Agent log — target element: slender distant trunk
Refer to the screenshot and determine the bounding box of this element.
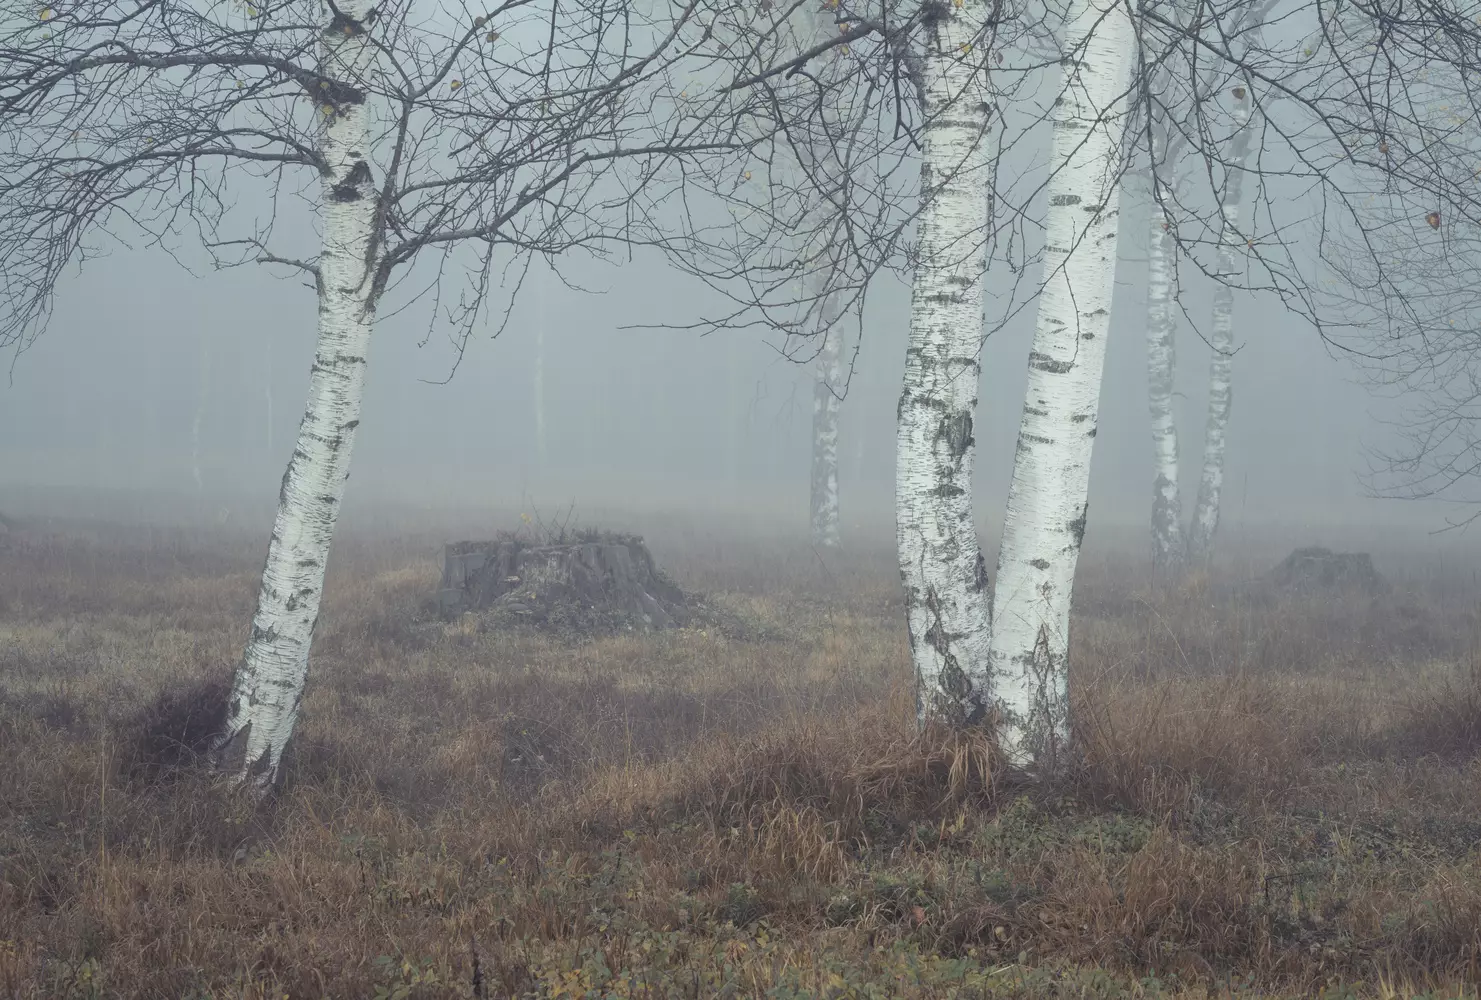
[534,273,548,477]
[896,3,993,729]
[215,0,380,788]
[988,0,1133,770]
[265,338,274,461]
[1187,86,1252,567]
[192,334,211,496]
[1145,153,1183,579]
[809,296,844,549]
[727,336,741,488]
[805,1,845,551]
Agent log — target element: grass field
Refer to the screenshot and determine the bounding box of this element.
[3,513,1481,998]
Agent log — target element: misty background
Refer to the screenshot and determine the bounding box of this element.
[0,189,1468,555]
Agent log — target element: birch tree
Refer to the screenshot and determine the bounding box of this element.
[0,0,843,789]
[987,0,1135,768]
[1185,82,1252,566]
[804,0,848,551]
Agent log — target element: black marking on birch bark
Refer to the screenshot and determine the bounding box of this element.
[297,558,320,568]
[936,411,973,460]
[1070,413,1090,423]
[923,586,985,727]
[944,274,974,288]
[331,160,373,202]
[1050,194,1081,206]
[1068,506,1087,547]
[973,551,988,592]
[1029,558,1049,570]
[1029,352,1072,373]
[325,8,371,37]
[1019,433,1053,448]
[932,483,966,498]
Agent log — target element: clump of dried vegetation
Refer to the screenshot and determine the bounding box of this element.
[3,517,1481,998]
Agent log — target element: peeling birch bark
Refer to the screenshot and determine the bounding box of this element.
[988,0,1133,769]
[896,1,993,729]
[215,0,380,788]
[1188,86,1252,567]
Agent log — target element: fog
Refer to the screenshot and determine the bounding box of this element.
[0,188,1465,551]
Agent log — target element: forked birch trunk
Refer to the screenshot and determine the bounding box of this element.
[215,0,380,788]
[1187,86,1252,567]
[1145,152,1184,578]
[987,0,1133,769]
[896,2,993,729]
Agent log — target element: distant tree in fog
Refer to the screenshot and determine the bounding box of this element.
[0,0,859,789]
[1138,0,1274,579]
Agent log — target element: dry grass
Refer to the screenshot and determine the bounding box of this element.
[3,517,1481,998]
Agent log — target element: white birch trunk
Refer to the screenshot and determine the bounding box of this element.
[215,0,380,788]
[809,298,844,549]
[987,0,1133,769]
[896,2,993,729]
[1145,158,1183,578]
[1187,87,1251,567]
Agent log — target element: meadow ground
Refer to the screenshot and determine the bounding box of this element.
[4,513,1481,998]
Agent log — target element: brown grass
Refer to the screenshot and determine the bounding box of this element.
[3,518,1481,997]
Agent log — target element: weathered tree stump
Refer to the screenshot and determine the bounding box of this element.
[436,531,695,634]
[1266,546,1388,595]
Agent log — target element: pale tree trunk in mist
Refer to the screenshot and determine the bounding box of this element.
[192,334,212,496]
[534,270,548,477]
[265,338,274,462]
[1187,86,1251,567]
[809,297,844,549]
[1145,154,1184,578]
[214,0,379,789]
[896,2,993,730]
[726,335,741,489]
[805,1,845,551]
[988,0,1133,770]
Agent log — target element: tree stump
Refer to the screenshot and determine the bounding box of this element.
[436,531,695,634]
[1266,546,1388,596]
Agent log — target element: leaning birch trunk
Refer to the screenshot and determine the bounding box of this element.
[987,0,1133,769]
[896,2,993,729]
[1186,86,1252,567]
[1145,135,1183,579]
[809,298,844,549]
[214,0,380,788]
